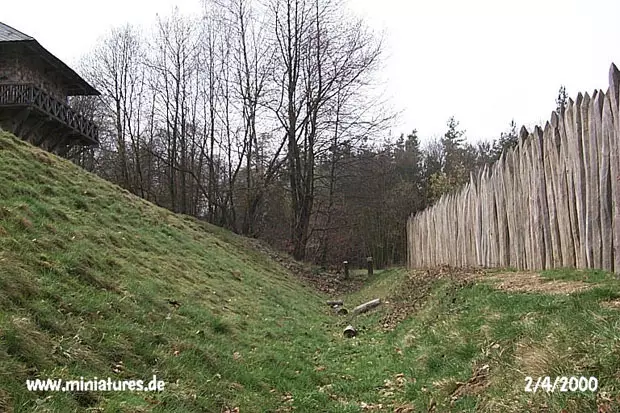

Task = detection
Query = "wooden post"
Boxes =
[343,260,349,279]
[366,257,373,276]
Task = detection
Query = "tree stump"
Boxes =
[343,325,357,338]
[333,306,348,316]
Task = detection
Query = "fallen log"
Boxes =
[343,325,357,338]
[352,298,381,315]
[327,300,344,306]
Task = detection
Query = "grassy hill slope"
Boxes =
[0,132,333,412]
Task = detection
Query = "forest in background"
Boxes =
[66,0,564,268]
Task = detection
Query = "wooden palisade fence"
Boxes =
[407,64,620,273]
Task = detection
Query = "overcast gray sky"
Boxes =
[4,0,620,143]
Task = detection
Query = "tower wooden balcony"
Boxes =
[0,83,98,147]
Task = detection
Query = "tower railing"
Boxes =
[0,83,98,144]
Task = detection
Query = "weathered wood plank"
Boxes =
[495,155,509,267]
[489,166,500,266]
[572,94,588,267]
[512,144,525,268]
[603,64,620,274]
[521,131,536,270]
[503,148,517,267]
[519,127,532,269]
[473,170,483,265]
[564,98,582,266]
[553,110,575,267]
[609,63,620,273]
[543,120,562,267]
[588,91,603,268]
[598,91,613,271]
[581,92,595,267]
[534,126,552,269]
[526,131,542,269]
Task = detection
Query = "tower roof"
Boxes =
[0,21,34,42]
[0,22,99,96]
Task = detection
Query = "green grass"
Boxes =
[1,130,620,412]
[311,268,620,412]
[541,267,614,284]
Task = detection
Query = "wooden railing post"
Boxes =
[366,257,373,276]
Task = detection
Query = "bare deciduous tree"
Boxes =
[268,0,385,259]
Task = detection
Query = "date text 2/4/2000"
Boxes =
[524,376,598,393]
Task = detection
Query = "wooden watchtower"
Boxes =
[0,22,99,155]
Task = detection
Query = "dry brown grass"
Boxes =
[0,389,12,413]
[479,271,590,294]
[600,298,620,309]
[514,340,553,377]
[17,217,33,230]
[0,206,12,219]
